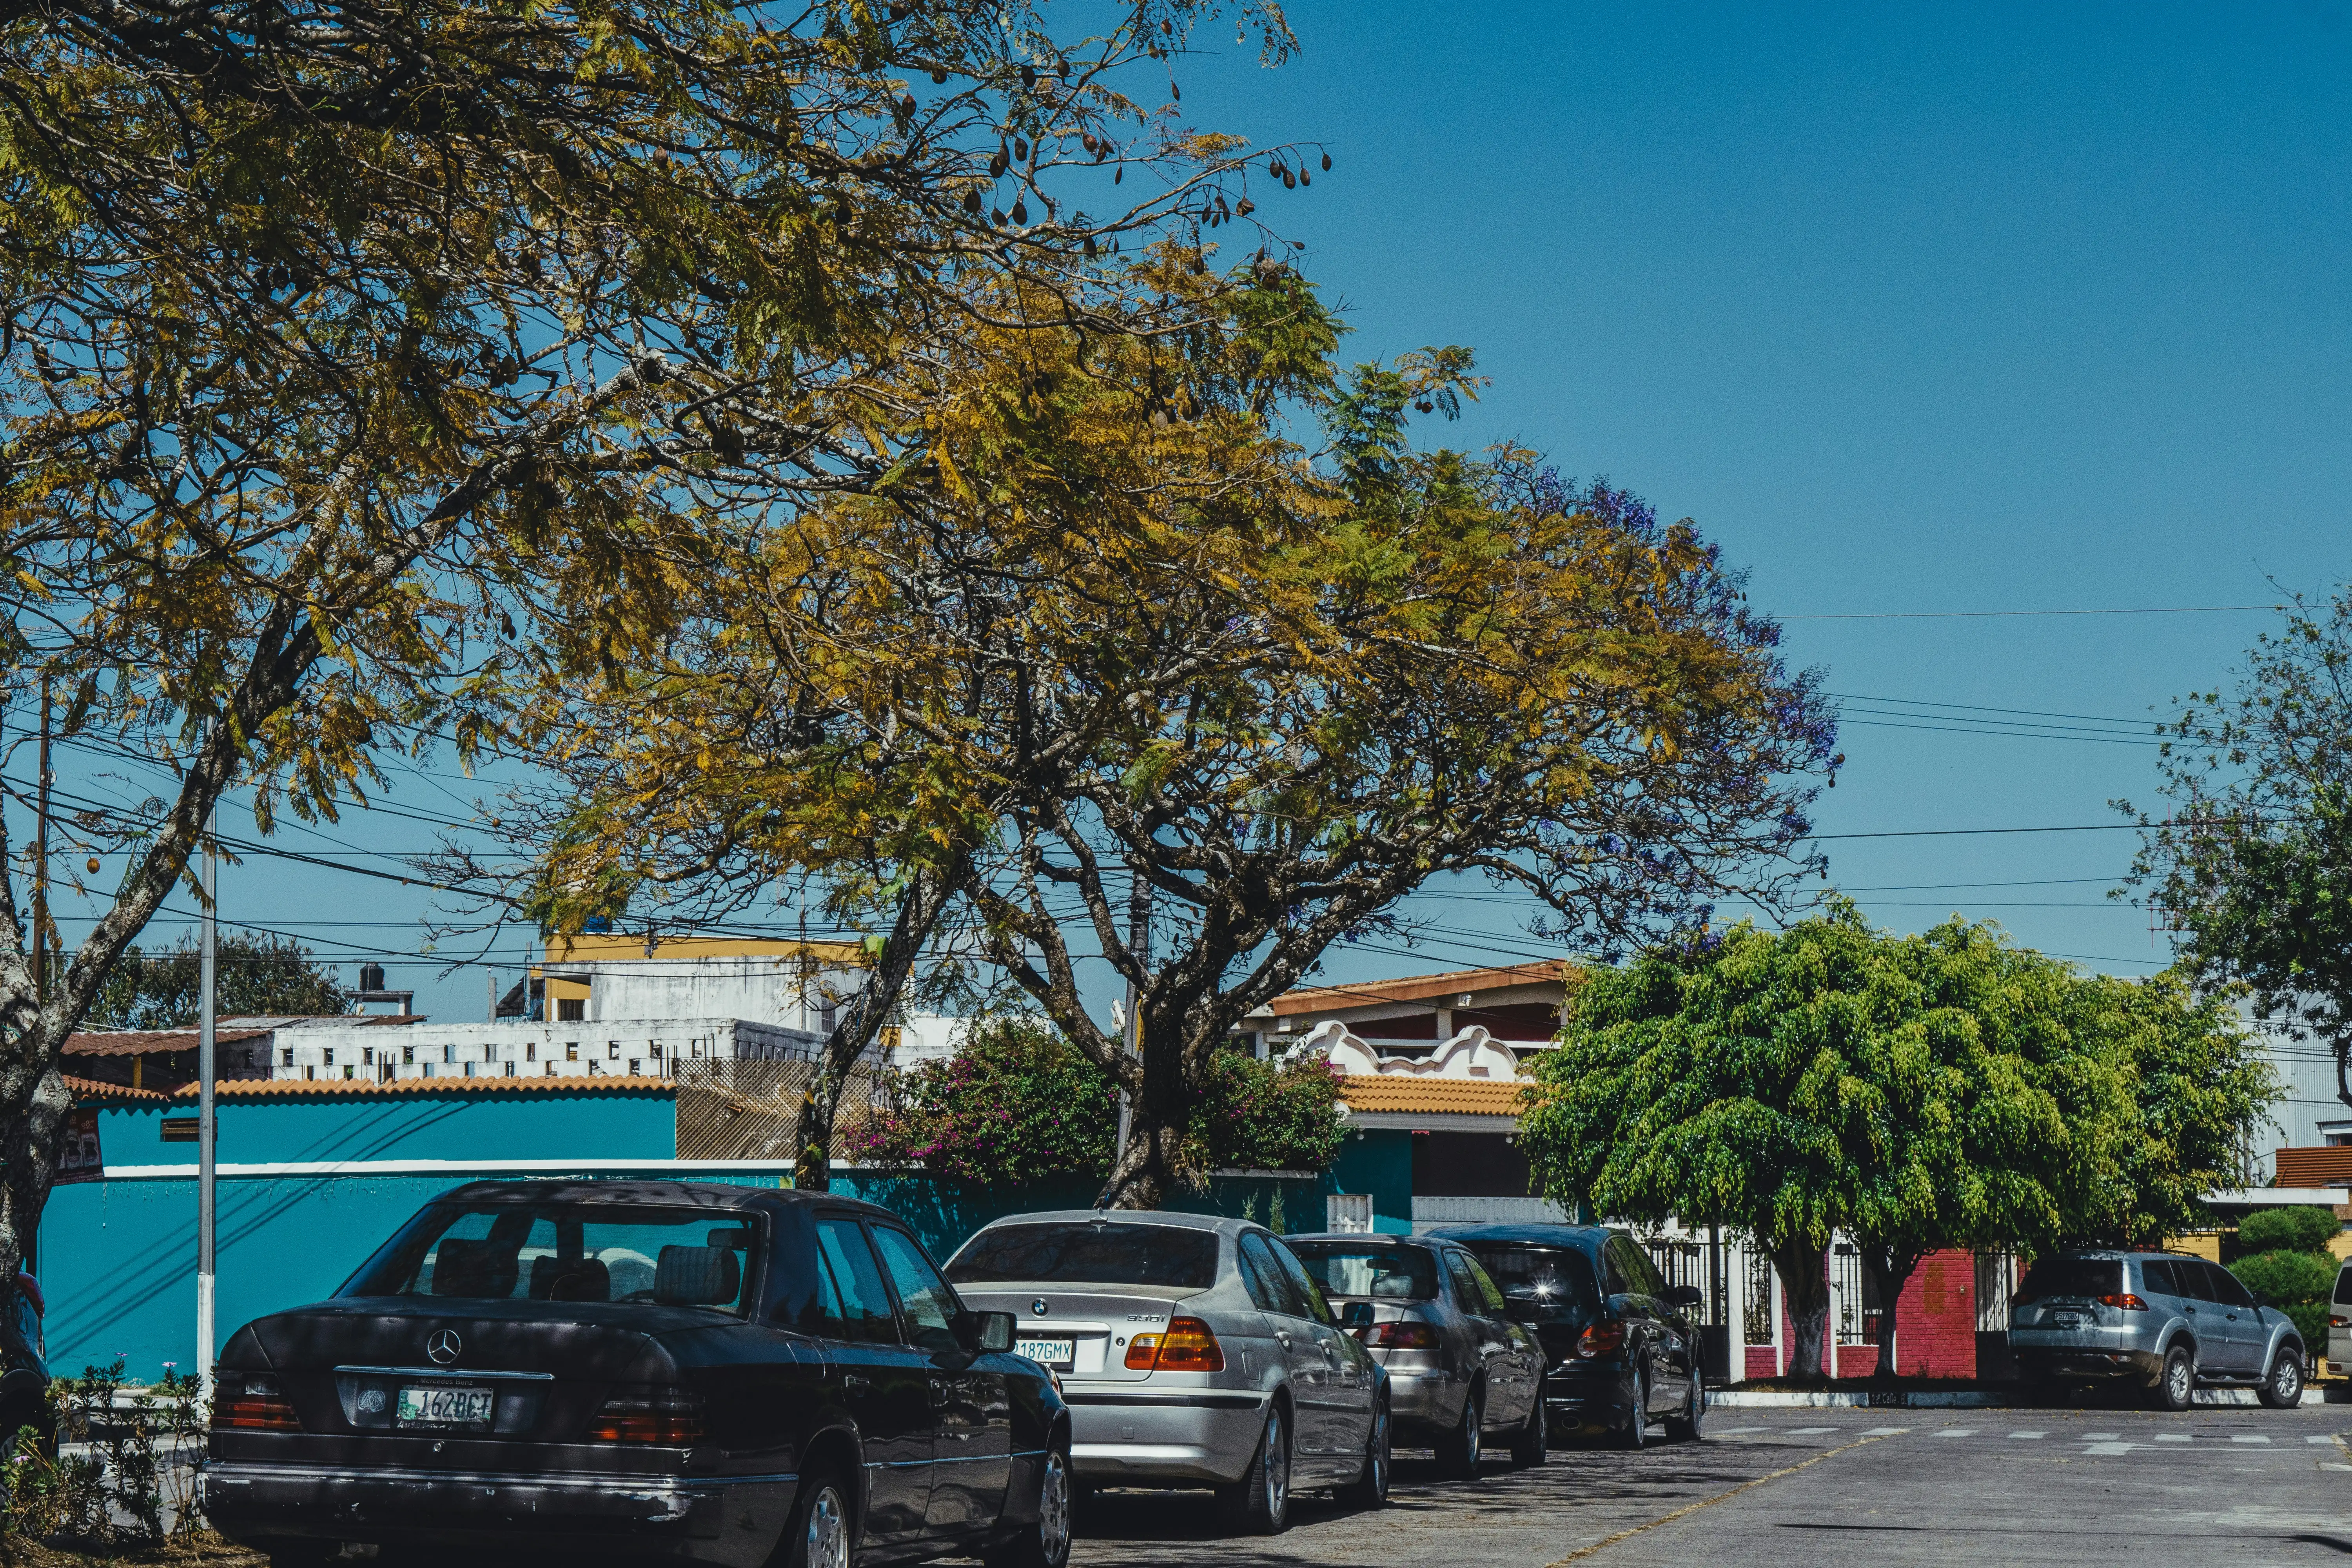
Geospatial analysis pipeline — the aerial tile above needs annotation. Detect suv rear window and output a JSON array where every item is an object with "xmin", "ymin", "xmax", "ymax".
[
  {"xmin": 2015, "ymin": 1258, "xmax": 2123, "ymax": 1303},
  {"xmin": 1290, "ymin": 1244, "xmax": 1439, "ymax": 1301},
  {"xmin": 1459, "ymin": 1245, "xmax": 1601, "ymax": 1321},
  {"xmin": 945, "ymin": 1223, "xmax": 1219, "ymax": 1289},
  {"xmin": 2336, "ymin": 1265, "xmax": 2352, "ymax": 1307}
]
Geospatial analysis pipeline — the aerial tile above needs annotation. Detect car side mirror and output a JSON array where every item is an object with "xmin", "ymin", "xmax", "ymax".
[
  {"xmin": 1661, "ymin": 1285, "xmax": 1704, "ymax": 1310},
  {"xmin": 971, "ymin": 1310, "xmax": 1014, "ymax": 1354},
  {"xmin": 1340, "ymin": 1301, "xmax": 1375, "ymax": 1332}
]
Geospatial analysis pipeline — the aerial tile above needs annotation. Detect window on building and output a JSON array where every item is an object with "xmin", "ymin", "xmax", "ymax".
[
  {"xmin": 464, "ymin": 1061, "xmax": 475, "ymax": 1078},
  {"xmin": 363, "ymin": 1048, "xmax": 374, "ymax": 1067},
  {"xmin": 343, "ymin": 1065, "xmax": 356, "ymax": 1080},
  {"xmin": 566, "ymin": 1043, "xmax": 579, "ymax": 1062},
  {"xmin": 402, "ymin": 1045, "xmax": 414, "ymax": 1065},
  {"xmin": 608, "ymin": 1042, "xmax": 621, "ymax": 1059},
  {"xmin": 324, "ymin": 1049, "xmax": 335, "ymax": 1067},
  {"xmin": 629, "ymin": 1059, "xmax": 641, "ymax": 1076},
  {"xmin": 303, "ymin": 1065, "xmax": 316, "ymax": 1081},
  {"xmin": 556, "ymin": 999, "xmax": 584, "ymax": 1022},
  {"xmin": 1831, "ymin": 1243, "xmax": 1880, "ymax": 1345},
  {"xmin": 649, "ymin": 1040, "xmax": 662, "ymax": 1059},
  {"xmin": 443, "ymin": 1044, "xmax": 453, "ymax": 1063},
  {"xmin": 525, "ymin": 1042, "xmax": 536, "ymax": 1062},
  {"xmin": 239, "ymin": 1049, "xmax": 253, "ymax": 1068}
]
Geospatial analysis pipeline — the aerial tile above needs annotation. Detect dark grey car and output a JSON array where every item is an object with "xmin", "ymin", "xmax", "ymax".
[
  {"xmin": 1287, "ymin": 1235, "xmax": 1547, "ymax": 1475},
  {"xmin": 2009, "ymin": 1250, "xmax": 2307, "ymax": 1410}
]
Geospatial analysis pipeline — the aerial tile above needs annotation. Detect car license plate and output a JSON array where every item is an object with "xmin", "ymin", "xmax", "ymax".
[
  {"xmin": 1015, "ymin": 1337, "xmax": 1075, "ymax": 1368},
  {"xmin": 2052, "ymin": 1312, "xmax": 2083, "ymax": 1328},
  {"xmin": 396, "ymin": 1385, "xmax": 495, "ymax": 1428}
]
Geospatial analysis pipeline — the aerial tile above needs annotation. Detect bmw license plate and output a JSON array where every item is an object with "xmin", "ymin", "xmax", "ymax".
[
  {"xmin": 1015, "ymin": 1337, "xmax": 1075, "ymax": 1368},
  {"xmin": 397, "ymin": 1385, "xmax": 494, "ymax": 1428}
]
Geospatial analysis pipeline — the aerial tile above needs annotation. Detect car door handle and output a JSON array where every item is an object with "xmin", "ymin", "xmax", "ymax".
[
  {"xmin": 842, "ymin": 1374, "xmax": 871, "ymax": 1391},
  {"xmin": 2184, "ymin": 1305, "xmax": 2197, "ymax": 1314}
]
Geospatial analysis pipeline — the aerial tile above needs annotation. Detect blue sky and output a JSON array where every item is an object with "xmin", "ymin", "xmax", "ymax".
[{"xmin": 34, "ymin": 2, "xmax": 2352, "ymax": 1021}]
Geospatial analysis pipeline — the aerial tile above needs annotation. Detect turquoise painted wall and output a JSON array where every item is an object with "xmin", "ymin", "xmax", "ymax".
[
  {"xmin": 39, "ymin": 1091, "xmax": 695, "ymax": 1381},
  {"xmin": 1329, "ymin": 1129, "xmax": 1414, "ymax": 1234},
  {"xmin": 39, "ymin": 1091, "xmax": 1356, "ymax": 1383}
]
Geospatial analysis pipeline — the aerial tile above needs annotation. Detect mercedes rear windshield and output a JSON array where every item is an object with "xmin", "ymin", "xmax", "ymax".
[{"xmin": 945, "ymin": 1223, "xmax": 1220, "ymax": 1289}]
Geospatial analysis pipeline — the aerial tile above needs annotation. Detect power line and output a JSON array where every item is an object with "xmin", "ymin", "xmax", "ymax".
[{"xmin": 1784, "ymin": 604, "xmax": 2282, "ymax": 621}]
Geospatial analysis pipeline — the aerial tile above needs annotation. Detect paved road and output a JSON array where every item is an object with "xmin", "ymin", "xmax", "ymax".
[{"xmin": 1044, "ymin": 1405, "xmax": 2352, "ymax": 1567}]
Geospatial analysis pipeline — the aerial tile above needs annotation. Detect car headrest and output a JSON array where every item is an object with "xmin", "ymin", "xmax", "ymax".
[
  {"xmin": 432, "ymin": 1239, "xmax": 517, "ymax": 1299},
  {"xmin": 706, "ymin": 1227, "xmax": 752, "ymax": 1250},
  {"xmin": 530, "ymin": 1256, "xmax": 612, "ymax": 1303},
  {"xmin": 656, "ymin": 1245, "xmax": 742, "ymax": 1307}
]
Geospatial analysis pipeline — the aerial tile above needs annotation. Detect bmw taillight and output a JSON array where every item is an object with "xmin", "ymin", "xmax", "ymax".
[
  {"xmin": 1575, "ymin": 1321, "xmax": 1626, "ymax": 1358},
  {"xmin": 1367, "ymin": 1320, "xmax": 1440, "ymax": 1350},
  {"xmin": 2097, "ymin": 1294, "xmax": 2149, "ymax": 1312},
  {"xmin": 1125, "ymin": 1316, "xmax": 1225, "ymax": 1372},
  {"xmin": 588, "ymin": 1389, "xmax": 707, "ymax": 1444},
  {"xmin": 212, "ymin": 1374, "xmax": 300, "ymax": 1432}
]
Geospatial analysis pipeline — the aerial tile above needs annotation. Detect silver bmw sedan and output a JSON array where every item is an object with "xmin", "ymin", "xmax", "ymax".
[{"xmin": 944, "ymin": 1210, "xmax": 1389, "ymax": 1535}]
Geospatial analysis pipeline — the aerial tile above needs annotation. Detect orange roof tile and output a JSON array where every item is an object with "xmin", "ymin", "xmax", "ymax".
[
  {"xmin": 1337, "ymin": 1075, "xmax": 1529, "ymax": 1119},
  {"xmin": 1272, "ymin": 962, "xmax": 1579, "ymax": 1014},
  {"xmin": 65, "ymin": 1074, "xmax": 170, "ymax": 1105},
  {"xmin": 168, "ymin": 1075, "xmax": 678, "ymax": 1100},
  {"xmin": 65, "ymin": 1028, "xmax": 269, "ymax": 1056},
  {"xmin": 2274, "ymin": 1146, "xmax": 2352, "ymax": 1187}
]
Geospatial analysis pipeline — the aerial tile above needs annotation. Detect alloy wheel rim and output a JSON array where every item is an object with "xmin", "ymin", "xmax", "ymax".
[
  {"xmin": 1038, "ymin": 1450, "xmax": 1071, "ymax": 1562},
  {"xmin": 2170, "ymin": 1359, "xmax": 2191, "ymax": 1403},
  {"xmin": 807, "ymin": 1485, "xmax": 848, "ymax": 1568},
  {"xmin": 2277, "ymin": 1359, "xmax": 2301, "ymax": 1399},
  {"xmin": 1373, "ymin": 1406, "xmax": 1390, "ymax": 1496},
  {"xmin": 1267, "ymin": 1411, "xmax": 1289, "ymax": 1517},
  {"xmin": 1466, "ymin": 1394, "xmax": 1482, "ymax": 1465}
]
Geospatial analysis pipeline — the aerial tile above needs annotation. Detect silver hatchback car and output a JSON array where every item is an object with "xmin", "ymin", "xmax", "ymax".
[
  {"xmin": 1287, "ymin": 1234, "xmax": 1546, "ymax": 1474},
  {"xmin": 944, "ymin": 1212, "xmax": 1388, "ymax": 1535},
  {"xmin": 2009, "ymin": 1249, "xmax": 2307, "ymax": 1410}
]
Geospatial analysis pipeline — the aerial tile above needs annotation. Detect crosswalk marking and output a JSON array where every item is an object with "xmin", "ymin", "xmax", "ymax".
[
  {"xmin": 2082, "ymin": 1432, "xmax": 2119, "ymax": 1439},
  {"xmin": 1785, "ymin": 1426, "xmax": 1835, "ymax": 1435},
  {"xmin": 2305, "ymin": 1435, "xmax": 2337, "ymax": 1445},
  {"xmin": 1934, "ymin": 1429, "xmax": 1977, "ymax": 1438},
  {"xmin": 2084, "ymin": 1441, "xmax": 2136, "ymax": 1455},
  {"xmin": 2009, "ymin": 1431, "xmax": 2045, "ymax": 1439},
  {"xmin": 2230, "ymin": 1434, "xmax": 2270, "ymax": 1444},
  {"xmin": 1713, "ymin": 1426, "xmax": 1765, "ymax": 1435},
  {"xmin": 2154, "ymin": 1434, "xmax": 2191, "ymax": 1443}
]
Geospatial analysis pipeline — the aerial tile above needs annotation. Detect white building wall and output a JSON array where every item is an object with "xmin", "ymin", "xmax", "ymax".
[
  {"xmin": 254, "ymin": 1016, "xmax": 827, "ymax": 1083},
  {"xmin": 540, "ymin": 956, "xmax": 865, "ymax": 1034}
]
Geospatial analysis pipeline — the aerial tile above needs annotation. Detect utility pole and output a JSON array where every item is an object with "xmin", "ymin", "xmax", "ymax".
[
  {"xmin": 197, "ymin": 791, "xmax": 218, "ymax": 1403},
  {"xmin": 30, "ymin": 673, "xmax": 50, "ymax": 1003}
]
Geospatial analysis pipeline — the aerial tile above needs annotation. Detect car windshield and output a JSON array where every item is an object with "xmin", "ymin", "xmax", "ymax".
[
  {"xmin": 945, "ymin": 1223, "xmax": 1220, "ymax": 1289},
  {"xmin": 2338, "ymin": 1266, "xmax": 2352, "ymax": 1307},
  {"xmin": 1463, "ymin": 1245, "xmax": 1601, "ymax": 1321},
  {"xmin": 2015, "ymin": 1258, "xmax": 2122, "ymax": 1303},
  {"xmin": 1290, "ymin": 1244, "xmax": 1439, "ymax": 1301},
  {"xmin": 341, "ymin": 1203, "xmax": 760, "ymax": 1315}
]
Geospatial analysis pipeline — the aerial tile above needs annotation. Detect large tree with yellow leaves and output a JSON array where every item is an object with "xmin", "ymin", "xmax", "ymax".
[{"xmin": 0, "ymin": 0, "xmax": 1304, "ymax": 1289}]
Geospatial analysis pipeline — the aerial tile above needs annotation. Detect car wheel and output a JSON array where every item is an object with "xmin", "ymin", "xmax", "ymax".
[
  {"xmin": 2259, "ymin": 1348, "xmax": 2306, "ymax": 1410},
  {"xmin": 781, "ymin": 1463, "xmax": 854, "ymax": 1568},
  {"xmin": 1507, "ymin": 1380, "xmax": 1548, "ymax": 1468},
  {"xmin": 2153, "ymin": 1345, "xmax": 2195, "ymax": 1413},
  {"xmin": 1664, "ymin": 1370, "xmax": 1705, "ymax": 1443},
  {"xmin": 984, "ymin": 1440, "xmax": 1074, "ymax": 1568},
  {"xmin": 1436, "ymin": 1380, "xmax": 1485, "ymax": 1477},
  {"xmin": 1217, "ymin": 1404, "xmax": 1291, "ymax": 1535},
  {"xmin": 1344, "ymin": 1396, "xmax": 1391, "ymax": 1508},
  {"xmin": 1616, "ymin": 1367, "xmax": 1650, "ymax": 1449}
]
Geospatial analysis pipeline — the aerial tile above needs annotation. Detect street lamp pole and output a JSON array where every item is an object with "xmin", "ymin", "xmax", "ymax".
[{"xmin": 197, "ymin": 797, "xmax": 217, "ymax": 1403}]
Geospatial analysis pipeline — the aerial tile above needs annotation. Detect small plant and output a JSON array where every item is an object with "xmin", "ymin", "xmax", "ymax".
[{"xmin": 22, "ymin": 1360, "xmax": 209, "ymax": 1547}]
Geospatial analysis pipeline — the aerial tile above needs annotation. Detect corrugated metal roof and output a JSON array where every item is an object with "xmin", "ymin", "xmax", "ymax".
[
  {"xmin": 1266, "ymin": 962, "xmax": 1579, "ymax": 1016},
  {"xmin": 2272, "ymin": 1146, "xmax": 2352, "ymax": 1188},
  {"xmin": 170, "ymin": 1075, "xmax": 677, "ymax": 1100},
  {"xmin": 1337, "ymin": 1075, "xmax": 1528, "ymax": 1118},
  {"xmin": 64, "ymin": 1029, "xmax": 270, "ymax": 1056}
]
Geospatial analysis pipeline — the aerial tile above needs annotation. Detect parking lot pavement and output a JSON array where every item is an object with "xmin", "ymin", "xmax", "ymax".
[{"xmin": 1045, "ymin": 1407, "xmax": 2352, "ymax": 1568}]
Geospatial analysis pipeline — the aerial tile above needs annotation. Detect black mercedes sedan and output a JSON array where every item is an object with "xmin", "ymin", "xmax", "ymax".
[{"xmin": 201, "ymin": 1180, "xmax": 1071, "ymax": 1568}]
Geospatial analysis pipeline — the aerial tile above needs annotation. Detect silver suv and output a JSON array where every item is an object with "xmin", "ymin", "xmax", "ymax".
[{"xmin": 2009, "ymin": 1250, "xmax": 2306, "ymax": 1410}]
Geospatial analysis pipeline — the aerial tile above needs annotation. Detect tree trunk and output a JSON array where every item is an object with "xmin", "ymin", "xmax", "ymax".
[
  {"xmin": 1770, "ymin": 1238, "xmax": 1832, "ymax": 1383},
  {"xmin": 788, "ymin": 860, "xmax": 965, "ymax": 1194},
  {"xmin": 1856, "ymin": 1245, "xmax": 1924, "ymax": 1385}
]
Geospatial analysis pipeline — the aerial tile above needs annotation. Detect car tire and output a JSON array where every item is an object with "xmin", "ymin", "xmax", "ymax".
[
  {"xmin": 1436, "ymin": 1380, "xmax": 1485, "ymax": 1477},
  {"xmin": 984, "ymin": 1439, "xmax": 1074, "ymax": 1568},
  {"xmin": 1217, "ymin": 1404, "xmax": 1291, "ymax": 1535},
  {"xmin": 1664, "ymin": 1370, "xmax": 1705, "ymax": 1443},
  {"xmin": 1507, "ymin": 1381, "xmax": 1548, "ymax": 1468},
  {"xmin": 1616, "ymin": 1367, "xmax": 1650, "ymax": 1449},
  {"xmin": 1343, "ymin": 1396, "xmax": 1391, "ymax": 1508},
  {"xmin": 2259, "ymin": 1348, "xmax": 2306, "ymax": 1410},
  {"xmin": 780, "ymin": 1461, "xmax": 855, "ymax": 1568},
  {"xmin": 2153, "ymin": 1345, "xmax": 2195, "ymax": 1412}
]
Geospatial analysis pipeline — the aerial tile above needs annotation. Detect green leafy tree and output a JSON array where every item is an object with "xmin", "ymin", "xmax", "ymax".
[
  {"xmin": 1188, "ymin": 1052, "xmax": 1348, "ymax": 1175},
  {"xmin": 2239, "ymin": 1205, "xmax": 2340, "ymax": 1253},
  {"xmin": 2123, "ymin": 588, "xmax": 2352, "ymax": 1109},
  {"xmin": 84, "ymin": 935, "xmax": 350, "ymax": 1031},
  {"xmin": 1522, "ymin": 909, "xmax": 2272, "ymax": 1382}
]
